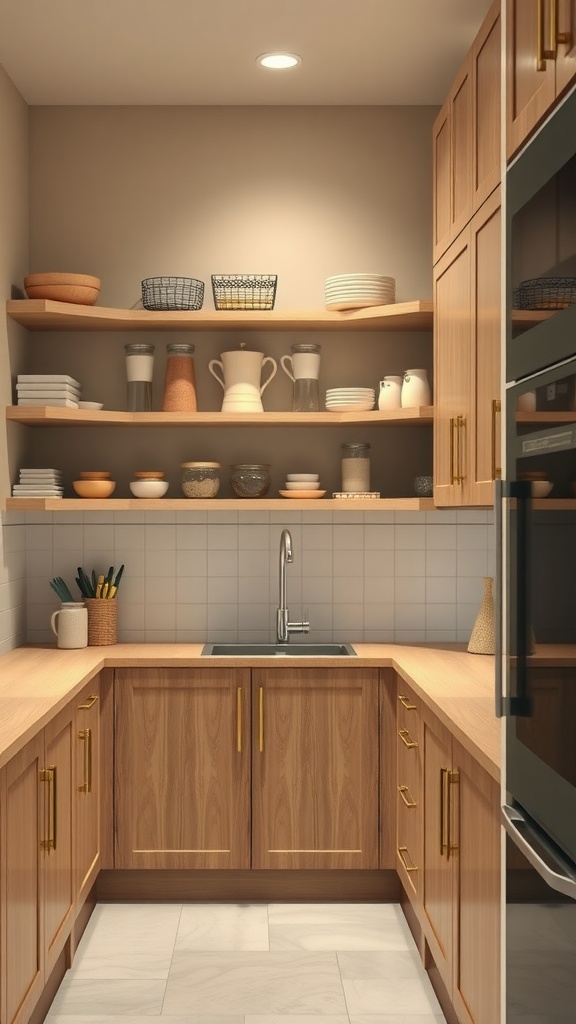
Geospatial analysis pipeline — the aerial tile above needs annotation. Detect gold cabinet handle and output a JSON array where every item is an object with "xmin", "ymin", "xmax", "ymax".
[
  {"xmin": 447, "ymin": 770, "xmax": 459, "ymax": 861},
  {"xmin": 259, "ymin": 686, "xmax": 264, "ymax": 752},
  {"xmin": 40, "ymin": 765, "xmax": 57, "ymax": 851},
  {"xmin": 78, "ymin": 727, "xmax": 92, "ymax": 793},
  {"xmin": 78, "ymin": 693, "xmax": 98, "ymax": 710},
  {"xmin": 555, "ymin": 0, "xmax": 572, "ymax": 45},
  {"xmin": 237, "ymin": 687, "xmax": 242, "ymax": 753},
  {"xmin": 398, "ymin": 728, "xmax": 418, "ymax": 749},
  {"xmin": 398, "ymin": 784, "xmax": 417, "ymax": 808},
  {"xmin": 398, "ymin": 694, "xmax": 417, "ymax": 710},
  {"xmin": 491, "ymin": 399, "xmax": 501, "ymax": 480},
  {"xmin": 397, "ymin": 846, "xmax": 418, "ymax": 872},
  {"xmin": 538, "ymin": 0, "xmax": 562, "ymax": 65},
  {"xmin": 456, "ymin": 414, "xmax": 466, "ymax": 483},
  {"xmin": 440, "ymin": 767, "xmax": 449, "ymax": 857},
  {"xmin": 449, "ymin": 416, "xmax": 456, "ymax": 484}
]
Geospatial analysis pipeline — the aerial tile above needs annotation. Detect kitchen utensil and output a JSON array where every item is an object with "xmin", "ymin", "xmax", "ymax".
[
  {"xmin": 85, "ymin": 597, "xmax": 118, "ymax": 645},
  {"xmin": 141, "ymin": 277, "xmax": 204, "ymax": 311},
  {"xmin": 72, "ymin": 479, "xmax": 116, "ymax": 498},
  {"xmin": 378, "ymin": 376, "xmax": 402, "ymax": 410},
  {"xmin": 50, "ymin": 602, "xmax": 88, "ymax": 649},
  {"xmin": 208, "ymin": 345, "xmax": 277, "ymax": 413},
  {"xmin": 129, "ymin": 479, "xmax": 169, "ymax": 498},
  {"xmin": 24, "ymin": 272, "xmax": 101, "ymax": 305},
  {"xmin": 50, "ymin": 577, "xmax": 75, "ymax": 603},
  {"xmin": 401, "ymin": 369, "xmax": 431, "ymax": 408},
  {"xmin": 211, "ymin": 274, "xmax": 277, "ymax": 310}
]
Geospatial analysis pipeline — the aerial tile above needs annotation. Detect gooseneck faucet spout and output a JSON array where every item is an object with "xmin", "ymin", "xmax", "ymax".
[{"xmin": 277, "ymin": 528, "xmax": 310, "ymax": 644}]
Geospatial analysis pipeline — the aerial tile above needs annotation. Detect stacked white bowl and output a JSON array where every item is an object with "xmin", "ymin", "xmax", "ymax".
[
  {"xmin": 325, "ymin": 387, "xmax": 375, "ymax": 412},
  {"xmin": 280, "ymin": 473, "xmax": 325, "ymax": 498},
  {"xmin": 324, "ymin": 274, "xmax": 396, "ymax": 311}
]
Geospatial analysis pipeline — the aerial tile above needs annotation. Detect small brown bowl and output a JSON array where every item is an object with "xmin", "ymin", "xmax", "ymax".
[
  {"xmin": 73, "ymin": 480, "xmax": 116, "ymax": 499},
  {"xmin": 79, "ymin": 471, "xmax": 111, "ymax": 480},
  {"xmin": 24, "ymin": 272, "xmax": 101, "ymax": 305}
]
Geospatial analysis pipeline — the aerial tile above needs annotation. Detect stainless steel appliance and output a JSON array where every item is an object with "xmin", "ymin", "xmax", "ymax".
[{"xmin": 499, "ymin": 86, "xmax": 576, "ymax": 1022}]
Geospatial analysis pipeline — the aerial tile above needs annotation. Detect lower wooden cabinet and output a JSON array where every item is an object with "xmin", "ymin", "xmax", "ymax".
[
  {"xmin": 421, "ymin": 705, "xmax": 500, "ymax": 1024},
  {"xmin": 395, "ymin": 687, "xmax": 423, "ymax": 899},
  {"xmin": 252, "ymin": 668, "xmax": 379, "ymax": 869},
  {"xmin": 114, "ymin": 668, "xmax": 251, "ymax": 869},
  {"xmin": 75, "ymin": 680, "xmax": 101, "ymax": 903}
]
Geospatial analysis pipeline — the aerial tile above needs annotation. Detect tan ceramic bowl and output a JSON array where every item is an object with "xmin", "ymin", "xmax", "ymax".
[
  {"xmin": 79, "ymin": 471, "xmax": 111, "ymax": 480},
  {"xmin": 73, "ymin": 480, "xmax": 116, "ymax": 499},
  {"xmin": 24, "ymin": 273, "xmax": 101, "ymax": 305}
]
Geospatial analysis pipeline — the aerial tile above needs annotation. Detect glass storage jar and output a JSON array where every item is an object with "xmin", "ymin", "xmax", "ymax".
[
  {"xmin": 341, "ymin": 442, "xmax": 371, "ymax": 492},
  {"xmin": 230, "ymin": 464, "xmax": 271, "ymax": 498},
  {"xmin": 181, "ymin": 461, "xmax": 221, "ymax": 498},
  {"xmin": 162, "ymin": 343, "xmax": 197, "ymax": 412},
  {"xmin": 125, "ymin": 342, "xmax": 155, "ymax": 411}
]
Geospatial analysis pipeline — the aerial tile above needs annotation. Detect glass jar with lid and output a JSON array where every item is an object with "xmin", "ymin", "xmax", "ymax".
[
  {"xmin": 162, "ymin": 343, "xmax": 197, "ymax": 412},
  {"xmin": 230, "ymin": 464, "xmax": 271, "ymax": 498},
  {"xmin": 341, "ymin": 442, "xmax": 371, "ymax": 493},
  {"xmin": 181, "ymin": 462, "xmax": 221, "ymax": 498}
]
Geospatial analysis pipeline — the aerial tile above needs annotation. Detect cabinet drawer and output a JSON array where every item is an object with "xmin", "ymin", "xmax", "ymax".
[{"xmin": 397, "ymin": 789, "xmax": 421, "ymax": 898}]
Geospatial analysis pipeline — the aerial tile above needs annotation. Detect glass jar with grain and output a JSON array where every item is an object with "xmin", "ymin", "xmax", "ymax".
[
  {"xmin": 162, "ymin": 343, "xmax": 197, "ymax": 412},
  {"xmin": 181, "ymin": 461, "xmax": 221, "ymax": 498},
  {"xmin": 341, "ymin": 442, "xmax": 371, "ymax": 493}
]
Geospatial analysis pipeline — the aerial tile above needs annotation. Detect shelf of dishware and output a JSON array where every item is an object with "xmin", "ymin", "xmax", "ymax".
[
  {"xmin": 6, "ymin": 406, "xmax": 434, "ymax": 427},
  {"xmin": 6, "ymin": 298, "xmax": 434, "ymax": 332},
  {"xmin": 3, "ymin": 496, "xmax": 436, "ymax": 512}
]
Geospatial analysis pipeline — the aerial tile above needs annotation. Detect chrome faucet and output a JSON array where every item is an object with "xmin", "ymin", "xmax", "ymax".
[{"xmin": 276, "ymin": 528, "xmax": 309, "ymax": 644}]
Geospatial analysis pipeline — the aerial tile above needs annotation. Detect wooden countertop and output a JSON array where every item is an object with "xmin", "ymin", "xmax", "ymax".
[{"xmin": 0, "ymin": 642, "xmax": 500, "ymax": 779}]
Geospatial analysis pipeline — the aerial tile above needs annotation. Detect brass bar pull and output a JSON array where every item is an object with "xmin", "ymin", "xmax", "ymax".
[
  {"xmin": 78, "ymin": 728, "xmax": 91, "ymax": 793},
  {"xmin": 555, "ymin": 0, "xmax": 572, "ymax": 45},
  {"xmin": 449, "ymin": 416, "xmax": 456, "ymax": 484},
  {"xmin": 398, "ymin": 694, "xmax": 417, "ymax": 710},
  {"xmin": 491, "ymin": 399, "xmax": 501, "ymax": 480},
  {"xmin": 237, "ymin": 687, "xmax": 242, "ymax": 753},
  {"xmin": 538, "ymin": 0, "xmax": 558, "ymax": 64},
  {"xmin": 440, "ymin": 767, "xmax": 449, "ymax": 857},
  {"xmin": 40, "ymin": 765, "xmax": 57, "ymax": 851},
  {"xmin": 456, "ymin": 415, "xmax": 466, "ymax": 483},
  {"xmin": 447, "ymin": 770, "xmax": 460, "ymax": 861},
  {"xmin": 537, "ymin": 0, "xmax": 548, "ymax": 67},
  {"xmin": 398, "ymin": 784, "xmax": 417, "ymax": 808},
  {"xmin": 398, "ymin": 728, "xmax": 418, "ymax": 749},
  {"xmin": 78, "ymin": 693, "xmax": 98, "ymax": 710},
  {"xmin": 259, "ymin": 686, "xmax": 264, "ymax": 753},
  {"xmin": 397, "ymin": 846, "xmax": 418, "ymax": 872}
]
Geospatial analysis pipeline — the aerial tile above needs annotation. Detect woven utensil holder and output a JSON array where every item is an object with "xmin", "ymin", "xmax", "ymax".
[{"xmin": 86, "ymin": 598, "xmax": 118, "ymax": 646}]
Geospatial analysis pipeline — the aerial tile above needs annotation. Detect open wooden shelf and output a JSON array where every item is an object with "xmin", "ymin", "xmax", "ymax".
[
  {"xmin": 6, "ymin": 299, "xmax": 434, "ymax": 332},
  {"xmin": 516, "ymin": 410, "xmax": 576, "ymax": 424},
  {"xmin": 3, "ymin": 497, "xmax": 436, "ymax": 512},
  {"xmin": 6, "ymin": 406, "xmax": 434, "ymax": 428}
]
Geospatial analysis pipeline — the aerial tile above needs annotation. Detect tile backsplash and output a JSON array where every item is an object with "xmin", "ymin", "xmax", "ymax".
[{"xmin": 22, "ymin": 508, "xmax": 495, "ymax": 646}]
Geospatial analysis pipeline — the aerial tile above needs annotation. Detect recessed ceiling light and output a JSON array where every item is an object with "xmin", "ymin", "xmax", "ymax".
[{"xmin": 256, "ymin": 53, "xmax": 302, "ymax": 70}]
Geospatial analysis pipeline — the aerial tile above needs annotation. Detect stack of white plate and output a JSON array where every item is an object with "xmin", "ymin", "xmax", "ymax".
[
  {"xmin": 324, "ymin": 274, "xmax": 396, "ymax": 311},
  {"xmin": 17, "ymin": 374, "xmax": 82, "ymax": 408},
  {"xmin": 325, "ymin": 387, "xmax": 375, "ymax": 412},
  {"xmin": 12, "ymin": 468, "xmax": 63, "ymax": 498}
]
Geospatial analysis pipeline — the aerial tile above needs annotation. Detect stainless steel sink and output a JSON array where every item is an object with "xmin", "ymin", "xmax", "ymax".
[{"xmin": 201, "ymin": 643, "xmax": 356, "ymax": 657}]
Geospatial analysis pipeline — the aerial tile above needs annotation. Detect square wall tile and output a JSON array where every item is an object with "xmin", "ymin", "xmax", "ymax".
[
  {"xmin": 208, "ymin": 524, "xmax": 238, "ymax": 550},
  {"xmin": 395, "ymin": 604, "xmax": 426, "ymax": 631},
  {"xmin": 425, "ymin": 550, "xmax": 457, "ymax": 577},
  {"xmin": 146, "ymin": 524, "xmax": 176, "ymax": 549},
  {"xmin": 333, "ymin": 550, "xmax": 363, "ymax": 577},
  {"xmin": 333, "ymin": 577, "xmax": 363, "ymax": 603},
  {"xmin": 394, "ymin": 578, "xmax": 425, "ymax": 604},
  {"xmin": 395, "ymin": 525, "xmax": 426, "ymax": 549},
  {"xmin": 333, "ymin": 524, "xmax": 364, "ymax": 549},
  {"xmin": 363, "ymin": 550, "xmax": 394, "ymax": 578}
]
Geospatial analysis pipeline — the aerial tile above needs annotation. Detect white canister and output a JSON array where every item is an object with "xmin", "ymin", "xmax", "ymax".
[
  {"xmin": 50, "ymin": 602, "xmax": 88, "ymax": 649},
  {"xmin": 378, "ymin": 375, "xmax": 403, "ymax": 410},
  {"xmin": 401, "ymin": 368, "xmax": 431, "ymax": 408}
]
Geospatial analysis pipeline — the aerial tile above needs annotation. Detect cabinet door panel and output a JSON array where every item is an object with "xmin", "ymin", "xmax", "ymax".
[
  {"xmin": 507, "ymin": 0, "xmax": 556, "ymax": 159},
  {"xmin": 473, "ymin": 3, "xmax": 501, "ymax": 209},
  {"xmin": 451, "ymin": 58, "xmax": 473, "ymax": 237},
  {"xmin": 75, "ymin": 681, "xmax": 101, "ymax": 901},
  {"xmin": 556, "ymin": 0, "xmax": 576, "ymax": 94},
  {"xmin": 433, "ymin": 103, "xmax": 452, "ymax": 264},
  {"xmin": 252, "ymin": 669, "xmax": 379, "ymax": 869},
  {"xmin": 43, "ymin": 706, "xmax": 75, "ymax": 976},
  {"xmin": 5, "ymin": 736, "xmax": 44, "ymax": 1024},
  {"xmin": 115, "ymin": 668, "xmax": 251, "ymax": 869},
  {"xmin": 422, "ymin": 710, "xmax": 453, "ymax": 989}
]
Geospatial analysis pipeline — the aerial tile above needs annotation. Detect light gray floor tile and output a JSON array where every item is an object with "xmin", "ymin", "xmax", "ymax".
[
  {"xmin": 46, "ymin": 1018, "xmax": 243, "ymax": 1024},
  {"xmin": 343, "ymin": 976, "xmax": 443, "ymax": 1016},
  {"xmin": 246, "ymin": 1017, "xmax": 349, "ymax": 1024},
  {"xmin": 68, "ymin": 953, "xmax": 172, "ymax": 980},
  {"xmin": 349, "ymin": 1016, "xmax": 446, "ymax": 1024},
  {"xmin": 163, "ymin": 952, "xmax": 347, "ymax": 1015},
  {"xmin": 176, "ymin": 904, "xmax": 269, "ymax": 951},
  {"xmin": 337, "ymin": 951, "xmax": 424, "ymax": 979},
  {"xmin": 74, "ymin": 904, "xmax": 182, "ymax": 958},
  {"xmin": 268, "ymin": 904, "xmax": 402, "ymax": 926},
  {"xmin": 48, "ymin": 979, "xmax": 166, "ymax": 1016},
  {"xmin": 268, "ymin": 905, "xmax": 412, "ymax": 952}
]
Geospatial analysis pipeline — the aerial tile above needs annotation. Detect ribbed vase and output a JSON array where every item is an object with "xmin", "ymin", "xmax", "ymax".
[{"xmin": 467, "ymin": 576, "xmax": 495, "ymax": 655}]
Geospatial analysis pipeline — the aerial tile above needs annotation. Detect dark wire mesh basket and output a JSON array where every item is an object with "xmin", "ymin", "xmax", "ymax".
[
  {"xmin": 513, "ymin": 276, "xmax": 576, "ymax": 310},
  {"xmin": 211, "ymin": 274, "xmax": 277, "ymax": 310},
  {"xmin": 141, "ymin": 277, "xmax": 205, "ymax": 311}
]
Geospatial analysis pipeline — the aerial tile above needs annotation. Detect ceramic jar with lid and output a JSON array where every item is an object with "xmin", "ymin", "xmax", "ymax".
[
  {"xmin": 401, "ymin": 368, "xmax": 431, "ymax": 408},
  {"xmin": 181, "ymin": 462, "xmax": 221, "ymax": 498},
  {"xmin": 129, "ymin": 471, "xmax": 169, "ymax": 498}
]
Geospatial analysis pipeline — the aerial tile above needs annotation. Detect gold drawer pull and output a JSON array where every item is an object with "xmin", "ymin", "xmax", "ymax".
[
  {"xmin": 398, "ymin": 694, "xmax": 417, "ymax": 710},
  {"xmin": 78, "ymin": 727, "xmax": 92, "ymax": 793},
  {"xmin": 398, "ymin": 728, "xmax": 418, "ymax": 749},
  {"xmin": 78, "ymin": 693, "xmax": 98, "ymax": 710},
  {"xmin": 398, "ymin": 784, "xmax": 417, "ymax": 808},
  {"xmin": 259, "ymin": 686, "xmax": 264, "ymax": 752},
  {"xmin": 398, "ymin": 846, "xmax": 418, "ymax": 872},
  {"xmin": 237, "ymin": 687, "xmax": 242, "ymax": 753}
]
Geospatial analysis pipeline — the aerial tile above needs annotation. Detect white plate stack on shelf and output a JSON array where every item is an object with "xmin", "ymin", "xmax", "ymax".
[
  {"xmin": 325, "ymin": 387, "xmax": 375, "ymax": 412},
  {"xmin": 324, "ymin": 274, "xmax": 396, "ymax": 311},
  {"xmin": 16, "ymin": 374, "xmax": 82, "ymax": 408},
  {"xmin": 12, "ymin": 468, "xmax": 63, "ymax": 498}
]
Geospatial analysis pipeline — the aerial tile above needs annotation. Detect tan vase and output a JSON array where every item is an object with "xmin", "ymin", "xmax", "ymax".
[{"xmin": 467, "ymin": 577, "xmax": 495, "ymax": 655}]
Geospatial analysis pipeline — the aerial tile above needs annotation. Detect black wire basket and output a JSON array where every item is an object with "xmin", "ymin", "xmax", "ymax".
[
  {"xmin": 141, "ymin": 277, "xmax": 205, "ymax": 311},
  {"xmin": 211, "ymin": 274, "xmax": 277, "ymax": 310},
  {"xmin": 513, "ymin": 276, "xmax": 576, "ymax": 310}
]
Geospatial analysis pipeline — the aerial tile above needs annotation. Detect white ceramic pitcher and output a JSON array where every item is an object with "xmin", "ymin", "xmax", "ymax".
[
  {"xmin": 50, "ymin": 602, "xmax": 88, "ymax": 649},
  {"xmin": 401, "ymin": 368, "xmax": 431, "ymax": 408},
  {"xmin": 378, "ymin": 375, "xmax": 402, "ymax": 410},
  {"xmin": 208, "ymin": 346, "xmax": 277, "ymax": 412}
]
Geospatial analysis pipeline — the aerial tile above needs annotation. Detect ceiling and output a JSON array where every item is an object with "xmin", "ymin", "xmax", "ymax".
[{"xmin": 0, "ymin": 0, "xmax": 492, "ymax": 106}]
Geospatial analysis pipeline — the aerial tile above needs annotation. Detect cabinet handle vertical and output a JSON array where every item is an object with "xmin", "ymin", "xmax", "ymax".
[
  {"xmin": 447, "ymin": 770, "xmax": 459, "ymax": 861},
  {"xmin": 555, "ymin": 0, "xmax": 572, "ymax": 45},
  {"xmin": 259, "ymin": 687, "xmax": 264, "ymax": 752},
  {"xmin": 78, "ymin": 693, "xmax": 98, "ymax": 710},
  {"xmin": 237, "ymin": 687, "xmax": 242, "ymax": 753},
  {"xmin": 457, "ymin": 415, "xmax": 466, "ymax": 482},
  {"xmin": 538, "ymin": 0, "xmax": 560, "ymax": 65},
  {"xmin": 491, "ymin": 399, "xmax": 501, "ymax": 480},
  {"xmin": 449, "ymin": 416, "xmax": 456, "ymax": 484},
  {"xmin": 78, "ymin": 727, "xmax": 92, "ymax": 793},
  {"xmin": 40, "ymin": 765, "xmax": 57, "ymax": 851},
  {"xmin": 440, "ymin": 767, "xmax": 449, "ymax": 857},
  {"xmin": 537, "ymin": 0, "xmax": 548, "ymax": 67}
]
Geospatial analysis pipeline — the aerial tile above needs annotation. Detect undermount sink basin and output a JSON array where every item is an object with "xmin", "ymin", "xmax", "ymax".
[{"xmin": 202, "ymin": 643, "xmax": 356, "ymax": 657}]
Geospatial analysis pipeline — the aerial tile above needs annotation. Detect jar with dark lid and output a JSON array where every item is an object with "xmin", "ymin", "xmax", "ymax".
[
  {"xmin": 181, "ymin": 461, "xmax": 221, "ymax": 498},
  {"xmin": 230, "ymin": 464, "xmax": 271, "ymax": 498},
  {"xmin": 162, "ymin": 343, "xmax": 197, "ymax": 412},
  {"xmin": 341, "ymin": 442, "xmax": 371, "ymax": 493}
]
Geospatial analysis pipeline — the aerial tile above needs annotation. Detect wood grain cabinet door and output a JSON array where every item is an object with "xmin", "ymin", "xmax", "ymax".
[
  {"xmin": 42, "ymin": 704, "xmax": 75, "ymax": 978},
  {"xmin": 421, "ymin": 708, "xmax": 454, "ymax": 995},
  {"xmin": 506, "ymin": 0, "xmax": 556, "ymax": 159},
  {"xmin": 114, "ymin": 668, "xmax": 251, "ymax": 869},
  {"xmin": 251, "ymin": 668, "xmax": 379, "ymax": 870},
  {"xmin": 432, "ymin": 56, "xmax": 473, "ymax": 265},
  {"xmin": 4, "ymin": 735, "xmax": 44, "ymax": 1024},
  {"xmin": 556, "ymin": 0, "xmax": 576, "ymax": 94},
  {"xmin": 472, "ymin": 1, "xmax": 501, "ymax": 211},
  {"xmin": 75, "ymin": 680, "xmax": 101, "ymax": 903}
]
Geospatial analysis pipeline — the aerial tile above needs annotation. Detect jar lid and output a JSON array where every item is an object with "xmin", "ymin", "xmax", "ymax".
[
  {"xmin": 230, "ymin": 464, "xmax": 270, "ymax": 470},
  {"xmin": 341, "ymin": 442, "xmax": 370, "ymax": 451},
  {"xmin": 167, "ymin": 343, "xmax": 195, "ymax": 355},
  {"xmin": 125, "ymin": 343, "xmax": 155, "ymax": 354},
  {"xmin": 181, "ymin": 461, "xmax": 221, "ymax": 469},
  {"xmin": 290, "ymin": 343, "xmax": 321, "ymax": 354},
  {"xmin": 79, "ymin": 471, "xmax": 111, "ymax": 479},
  {"xmin": 133, "ymin": 470, "xmax": 165, "ymax": 479}
]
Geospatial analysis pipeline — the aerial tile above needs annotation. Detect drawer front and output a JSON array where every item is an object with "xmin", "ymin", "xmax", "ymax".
[
  {"xmin": 396, "ymin": 686, "xmax": 422, "ymax": 898},
  {"xmin": 397, "ymin": 786, "xmax": 421, "ymax": 897}
]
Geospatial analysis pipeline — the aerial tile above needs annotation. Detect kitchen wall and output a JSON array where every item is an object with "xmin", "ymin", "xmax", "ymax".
[{"xmin": 0, "ymin": 66, "xmax": 28, "ymax": 652}]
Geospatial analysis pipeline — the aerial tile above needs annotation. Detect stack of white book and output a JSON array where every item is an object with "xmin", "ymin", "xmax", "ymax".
[
  {"xmin": 16, "ymin": 374, "xmax": 82, "ymax": 408},
  {"xmin": 12, "ymin": 468, "xmax": 64, "ymax": 498}
]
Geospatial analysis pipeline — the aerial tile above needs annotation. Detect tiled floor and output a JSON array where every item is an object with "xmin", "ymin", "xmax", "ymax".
[{"xmin": 46, "ymin": 903, "xmax": 446, "ymax": 1024}]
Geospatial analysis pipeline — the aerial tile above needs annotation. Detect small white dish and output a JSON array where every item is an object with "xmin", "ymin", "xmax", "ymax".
[
  {"xmin": 286, "ymin": 473, "xmax": 319, "ymax": 482},
  {"xmin": 129, "ymin": 479, "xmax": 169, "ymax": 498},
  {"xmin": 284, "ymin": 480, "xmax": 320, "ymax": 490},
  {"xmin": 78, "ymin": 401, "xmax": 104, "ymax": 410}
]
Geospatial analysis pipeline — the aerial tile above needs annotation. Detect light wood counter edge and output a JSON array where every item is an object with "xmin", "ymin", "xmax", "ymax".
[{"xmin": 0, "ymin": 642, "xmax": 500, "ymax": 779}]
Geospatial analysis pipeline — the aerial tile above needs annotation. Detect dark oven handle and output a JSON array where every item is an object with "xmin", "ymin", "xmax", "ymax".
[
  {"xmin": 495, "ymin": 480, "xmax": 531, "ymax": 717},
  {"xmin": 503, "ymin": 804, "xmax": 576, "ymax": 900}
]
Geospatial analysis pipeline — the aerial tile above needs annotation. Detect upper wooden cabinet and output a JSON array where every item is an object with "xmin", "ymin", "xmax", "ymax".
[
  {"xmin": 433, "ymin": 1, "xmax": 501, "ymax": 265},
  {"xmin": 434, "ymin": 187, "xmax": 501, "ymax": 507},
  {"xmin": 251, "ymin": 668, "xmax": 379, "ymax": 870},
  {"xmin": 507, "ymin": 0, "xmax": 576, "ymax": 159}
]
